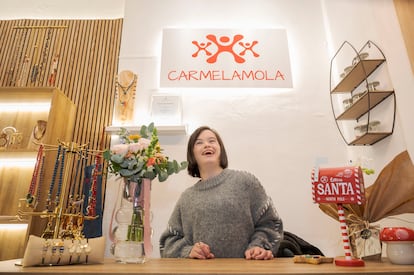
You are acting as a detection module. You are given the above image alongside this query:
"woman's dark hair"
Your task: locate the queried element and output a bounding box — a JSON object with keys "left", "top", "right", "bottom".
{"left": 187, "top": 126, "right": 228, "bottom": 178}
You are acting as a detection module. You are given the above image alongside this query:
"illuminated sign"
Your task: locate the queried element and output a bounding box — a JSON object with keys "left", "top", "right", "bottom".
{"left": 160, "top": 29, "right": 293, "bottom": 88}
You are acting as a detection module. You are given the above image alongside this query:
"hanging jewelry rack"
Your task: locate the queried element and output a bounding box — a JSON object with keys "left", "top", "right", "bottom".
{"left": 8, "top": 25, "right": 67, "bottom": 87}
{"left": 18, "top": 140, "right": 103, "bottom": 240}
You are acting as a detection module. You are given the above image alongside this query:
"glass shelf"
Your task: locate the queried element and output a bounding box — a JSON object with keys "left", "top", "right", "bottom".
{"left": 105, "top": 125, "right": 187, "bottom": 135}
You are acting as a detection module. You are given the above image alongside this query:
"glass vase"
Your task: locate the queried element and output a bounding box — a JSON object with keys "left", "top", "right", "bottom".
{"left": 111, "top": 178, "right": 152, "bottom": 263}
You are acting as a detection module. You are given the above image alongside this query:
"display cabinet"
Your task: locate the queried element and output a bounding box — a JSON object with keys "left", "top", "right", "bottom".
{"left": 329, "top": 41, "right": 396, "bottom": 145}
{"left": 0, "top": 87, "right": 76, "bottom": 260}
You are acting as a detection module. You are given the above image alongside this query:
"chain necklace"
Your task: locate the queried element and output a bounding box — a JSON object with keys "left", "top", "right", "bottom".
{"left": 116, "top": 73, "right": 137, "bottom": 106}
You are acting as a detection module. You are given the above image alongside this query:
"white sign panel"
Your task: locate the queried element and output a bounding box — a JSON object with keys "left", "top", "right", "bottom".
{"left": 160, "top": 28, "right": 293, "bottom": 88}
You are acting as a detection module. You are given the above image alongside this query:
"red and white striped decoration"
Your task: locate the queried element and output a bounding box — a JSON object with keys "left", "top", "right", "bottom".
{"left": 353, "top": 167, "right": 363, "bottom": 205}
{"left": 337, "top": 203, "right": 352, "bottom": 260}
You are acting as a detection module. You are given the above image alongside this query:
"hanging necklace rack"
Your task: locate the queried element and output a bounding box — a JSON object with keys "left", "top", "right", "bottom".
{"left": 18, "top": 140, "right": 104, "bottom": 240}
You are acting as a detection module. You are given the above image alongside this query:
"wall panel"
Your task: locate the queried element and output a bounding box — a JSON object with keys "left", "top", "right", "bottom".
{"left": 394, "top": 0, "right": 414, "bottom": 74}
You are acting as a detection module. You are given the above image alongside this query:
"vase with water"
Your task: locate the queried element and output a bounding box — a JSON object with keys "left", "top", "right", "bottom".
{"left": 110, "top": 178, "right": 152, "bottom": 263}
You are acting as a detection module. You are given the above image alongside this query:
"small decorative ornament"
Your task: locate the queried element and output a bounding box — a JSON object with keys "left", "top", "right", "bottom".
{"left": 380, "top": 227, "right": 414, "bottom": 265}
{"left": 360, "top": 228, "right": 372, "bottom": 239}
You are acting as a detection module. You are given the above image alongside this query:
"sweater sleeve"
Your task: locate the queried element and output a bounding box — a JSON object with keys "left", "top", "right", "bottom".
{"left": 159, "top": 201, "right": 193, "bottom": 258}
{"left": 248, "top": 196, "right": 284, "bottom": 256}
{"left": 246, "top": 174, "right": 284, "bottom": 255}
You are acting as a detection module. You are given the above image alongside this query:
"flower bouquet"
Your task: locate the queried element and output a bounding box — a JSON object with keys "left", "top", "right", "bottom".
{"left": 103, "top": 122, "right": 187, "bottom": 183}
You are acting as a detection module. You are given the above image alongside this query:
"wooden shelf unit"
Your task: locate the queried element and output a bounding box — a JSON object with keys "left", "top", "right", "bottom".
{"left": 0, "top": 87, "right": 76, "bottom": 260}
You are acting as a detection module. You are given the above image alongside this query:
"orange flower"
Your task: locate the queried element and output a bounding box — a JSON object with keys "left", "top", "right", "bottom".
{"left": 146, "top": 157, "right": 156, "bottom": 167}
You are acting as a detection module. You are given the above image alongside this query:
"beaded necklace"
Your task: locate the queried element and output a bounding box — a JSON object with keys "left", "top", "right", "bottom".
{"left": 46, "top": 144, "right": 62, "bottom": 211}
{"left": 9, "top": 27, "right": 24, "bottom": 86}
{"left": 55, "top": 147, "right": 66, "bottom": 207}
{"left": 26, "top": 144, "right": 44, "bottom": 207}
{"left": 38, "top": 28, "right": 51, "bottom": 84}
{"left": 35, "top": 153, "right": 46, "bottom": 207}
{"left": 86, "top": 153, "right": 101, "bottom": 217}
{"left": 68, "top": 150, "right": 82, "bottom": 213}
{"left": 48, "top": 28, "right": 65, "bottom": 86}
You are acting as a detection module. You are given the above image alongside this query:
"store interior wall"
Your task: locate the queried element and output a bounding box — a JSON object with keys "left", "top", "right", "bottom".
{"left": 1, "top": 0, "right": 413, "bottom": 259}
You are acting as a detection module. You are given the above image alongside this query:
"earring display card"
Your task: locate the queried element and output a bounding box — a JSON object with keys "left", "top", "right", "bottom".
{"left": 150, "top": 94, "right": 182, "bottom": 125}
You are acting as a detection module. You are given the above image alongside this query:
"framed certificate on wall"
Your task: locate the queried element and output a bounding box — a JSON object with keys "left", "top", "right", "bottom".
{"left": 150, "top": 94, "right": 182, "bottom": 125}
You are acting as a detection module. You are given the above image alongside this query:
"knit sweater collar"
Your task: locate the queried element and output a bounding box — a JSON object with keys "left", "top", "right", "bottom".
{"left": 193, "top": 168, "right": 231, "bottom": 191}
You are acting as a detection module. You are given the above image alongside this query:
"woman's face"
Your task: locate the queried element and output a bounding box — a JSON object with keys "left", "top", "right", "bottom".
{"left": 193, "top": 129, "right": 221, "bottom": 168}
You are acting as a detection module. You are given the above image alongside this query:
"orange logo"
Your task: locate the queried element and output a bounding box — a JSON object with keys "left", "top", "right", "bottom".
{"left": 192, "top": 34, "right": 259, "bottom": 64}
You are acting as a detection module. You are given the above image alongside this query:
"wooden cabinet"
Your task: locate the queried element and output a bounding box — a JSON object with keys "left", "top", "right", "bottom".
{"left": 0, "top": 87, "right": 76, "bottom": 260}
{"left": 329, "top": 41, "right": 396, "bottom": 145}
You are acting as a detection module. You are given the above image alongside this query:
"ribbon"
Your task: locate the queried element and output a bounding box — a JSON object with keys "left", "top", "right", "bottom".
{"left": 139, "top": 178, "right": 153, "bottom": 256}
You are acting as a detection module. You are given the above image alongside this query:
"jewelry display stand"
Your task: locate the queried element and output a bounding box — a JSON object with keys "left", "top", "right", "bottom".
{"left": 17, "top": 141, "right": 105, "bottom": 267}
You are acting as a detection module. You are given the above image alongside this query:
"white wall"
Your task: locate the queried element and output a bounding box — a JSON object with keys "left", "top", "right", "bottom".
{"left": 0, "top": 0, "right": 124, "bottom": 19}
{"left": 114, "top": 0, "right": 414, "bottom": 259}
{"left": 1, "top": 0, "right": 413, "bottom": 259}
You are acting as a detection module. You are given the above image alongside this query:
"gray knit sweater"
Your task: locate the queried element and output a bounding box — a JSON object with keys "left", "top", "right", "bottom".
{"left": 159, "top": 169, "right": 283, "bottom": 258}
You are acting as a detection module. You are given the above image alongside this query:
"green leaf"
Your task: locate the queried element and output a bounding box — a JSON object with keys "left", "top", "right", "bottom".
{"left": 180, "top": 161, "right": 188, "bottom": 169}
{"left": 158, "top": 170, "right": 168, "bottom": 182}
{"left": 110, "top": 154, "right": 124, "bottom": 164}
{"left": 173, "top": 160, "right": 179, "bottom": 173}
{"left": 148, "top": 122, "right": 155, "bottom": 133}
{"left": 143, "top": 171, "right": 156, "bottom": 180}
{"left": 140, "top": 125, "right": 148, "bottom": 138}
{"left": 103, "top": 150, "right": 112, "bottom": 161}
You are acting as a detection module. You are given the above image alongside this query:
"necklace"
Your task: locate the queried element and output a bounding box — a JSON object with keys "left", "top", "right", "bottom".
{"left": 26, "top": 144, "right": 44, "bottom": 206}
{"left": 33, "top": 120, "right": 47, "bottom": 141}
{"left": 35, "top": 153, "right": 46, "bottom": 207}
{"left": 117, "top": 73, "right": 137, "bottom": 93}
{"left": 86, "top": 153, "right": 101, "bottom": 217}
{"left": 55, "top": 147, "right": 66, "bottom": 207}
{"left": 116, "top": 73, "right": 137, "bottom": 104}
{"left": 46, "top": 145, "right": 62, "bottom": 211}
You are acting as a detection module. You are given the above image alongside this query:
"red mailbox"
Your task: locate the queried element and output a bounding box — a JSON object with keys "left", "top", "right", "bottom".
{"left": 312, "top": 166, "right": 366, "bottom": 267}
{"left": 312, "top": 166, "right": 365, "bottom": 205}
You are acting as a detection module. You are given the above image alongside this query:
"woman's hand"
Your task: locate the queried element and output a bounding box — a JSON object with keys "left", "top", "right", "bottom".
{"left": 189, "top": 241, "right": 215, "bottom": 259}
{"left": 245, "top": 246, "right": 274, "bottom": 260}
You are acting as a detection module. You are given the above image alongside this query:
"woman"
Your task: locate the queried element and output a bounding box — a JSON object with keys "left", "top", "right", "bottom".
{"left": 159, "top": 126, "right": 283, "bottom": 259}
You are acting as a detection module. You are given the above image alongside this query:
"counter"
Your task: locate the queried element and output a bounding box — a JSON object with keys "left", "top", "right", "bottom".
{"left": 0, "top": 258, "right": 413, "bottom": 275}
